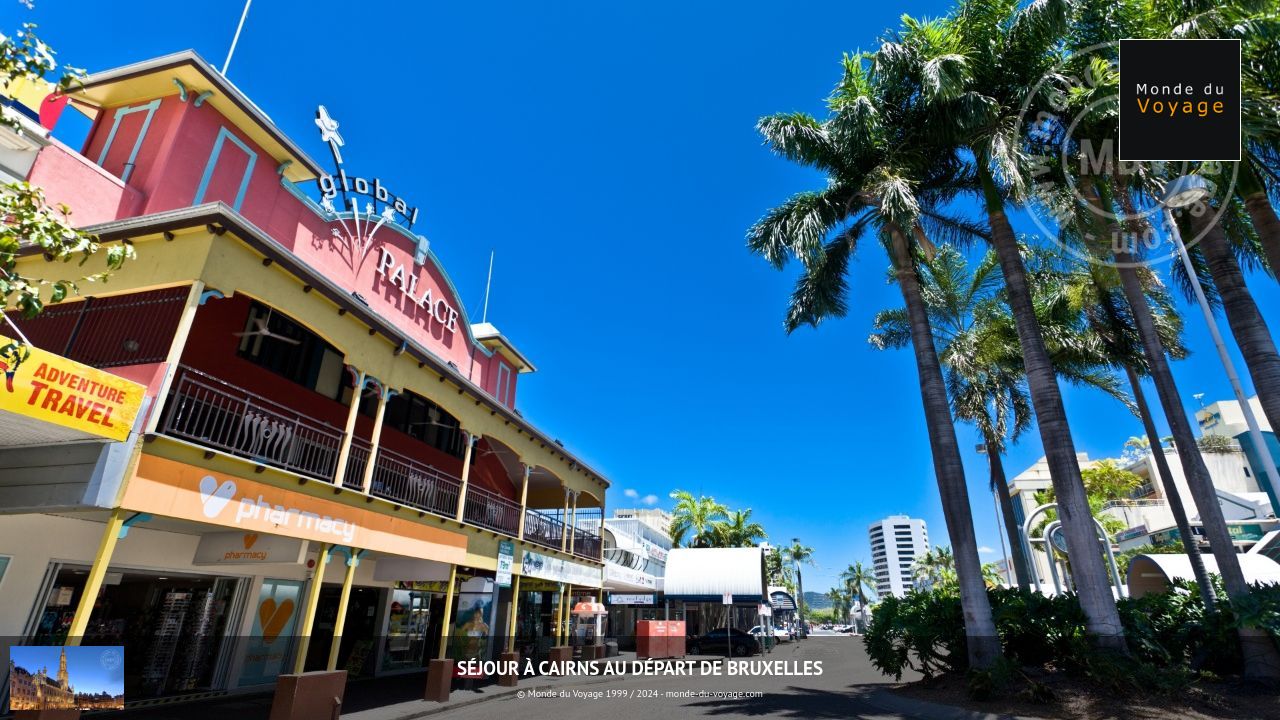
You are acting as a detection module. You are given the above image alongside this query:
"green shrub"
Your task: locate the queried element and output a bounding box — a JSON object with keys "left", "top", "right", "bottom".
{"left": 863, "top": 590, "right": 965, "bottom": 680}
{"left": 863, "top": 580, "right": 1280, "bottom": 684}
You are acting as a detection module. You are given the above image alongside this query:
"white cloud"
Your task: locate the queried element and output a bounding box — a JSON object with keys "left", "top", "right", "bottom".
{"left": 641, "top": 494, "right": 659, "bottom": 506}
{"left": 623, "top": 488, "right": 639, "bottom": 499}
{"left": 978, "top": 546, "right": 995, "bottom": 554}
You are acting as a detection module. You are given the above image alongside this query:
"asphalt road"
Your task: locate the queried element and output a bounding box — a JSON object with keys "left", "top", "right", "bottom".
{"left": 438, "top": 636, "right": 923, "bottom": 720}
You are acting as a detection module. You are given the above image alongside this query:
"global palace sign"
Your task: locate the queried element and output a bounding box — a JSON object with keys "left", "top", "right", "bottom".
{"left": 311, "top": 106, "right": 461, "bottom": 336}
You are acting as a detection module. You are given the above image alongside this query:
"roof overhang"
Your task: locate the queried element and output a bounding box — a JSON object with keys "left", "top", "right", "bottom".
{"left": 471, "top": 322, "right": 536, "bottom": 373}
{"left": 664, "top": 547, "right": 766, "bottom": 602}
{"left": 70, "top": 51, "right": 322, "bottom": 183}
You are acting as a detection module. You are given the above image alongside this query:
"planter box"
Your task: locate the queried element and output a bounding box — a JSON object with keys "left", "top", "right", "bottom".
{"left": 425, "top": 658, "right": 453, "bottom": 702}
{"left": 269, "top": 670, "right": 347, "bottom": 720}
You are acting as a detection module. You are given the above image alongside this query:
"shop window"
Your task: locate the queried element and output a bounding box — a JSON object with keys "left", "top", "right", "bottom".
{"left": 0, "top": 555, "right": 9, "bottom": 587}
{"left": 238, "top": 302, "right": 344, "bottom": 396}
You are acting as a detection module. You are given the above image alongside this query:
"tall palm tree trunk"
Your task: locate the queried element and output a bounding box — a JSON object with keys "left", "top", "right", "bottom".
{"left": 1184, "top": 212, "right": 1280, "bottom": 678}
{"left": 985, "top": 436, "right": 1032, "bottom": 589}
{"left": 978, "top": 172, "right": 1126, "bottom": 651}
{"left": 1121, "top": 364, "right": 1217, "bottom": 612}
{"left": 888, "top": 224, "right": 998, "bottom": 668}
{"left": 1192, "top": 211, "right": 1280, "bottom": 445}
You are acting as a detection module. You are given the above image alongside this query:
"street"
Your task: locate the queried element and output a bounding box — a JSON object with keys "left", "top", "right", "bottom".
{"left": 424, "top": 636, "right": 926, "bottom": 720}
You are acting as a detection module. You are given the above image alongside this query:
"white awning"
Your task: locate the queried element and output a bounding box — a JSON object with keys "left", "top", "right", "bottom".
{"left": 663, "top": 547, "right": 766, "bottom": 602}
{"left": 1128, "top": 553, "right": 1280, "bottom": 598}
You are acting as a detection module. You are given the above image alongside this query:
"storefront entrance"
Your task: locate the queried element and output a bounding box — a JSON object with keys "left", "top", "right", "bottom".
{"left": 382, "top": 588, "right": 443, "bottom": 672}
{"left": 31, "top": 565, "right": 241, "bottom": 699}
{"left": 303, "top": 585, "right": 381, "bottom": 676}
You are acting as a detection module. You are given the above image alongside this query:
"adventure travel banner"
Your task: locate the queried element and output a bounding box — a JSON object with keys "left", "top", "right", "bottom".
{"left": 0, "top": 334, "right": 143, "bottom": 442}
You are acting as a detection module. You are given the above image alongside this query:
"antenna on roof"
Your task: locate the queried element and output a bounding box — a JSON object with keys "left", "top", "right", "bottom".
{"left": 481, "top": 250, "right": 495, "bottom": 323}
{"left": 221, "top": 0, "right": 254, "bottom": 76}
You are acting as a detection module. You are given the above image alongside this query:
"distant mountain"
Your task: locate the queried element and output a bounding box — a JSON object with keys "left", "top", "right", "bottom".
{"left": 803, "top": 591, "right": 833, "bottom": 610}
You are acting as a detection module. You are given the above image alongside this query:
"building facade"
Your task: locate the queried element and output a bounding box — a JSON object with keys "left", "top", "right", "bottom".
{"left": 1, "top": 52, "right": 609, "bottom": 704}
{"left": 868, "top": 515, "right": 928, "bottom": 598}
{"left": 1196, "top": 395, "right": 1279, "bottom": 515}
{"left": 600, "top": 510, "right": 671, "bottom": 646}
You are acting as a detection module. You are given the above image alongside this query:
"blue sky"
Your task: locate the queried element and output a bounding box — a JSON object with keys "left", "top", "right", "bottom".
{"left": 10, "top": 645, "right": 123, "bottom": 695}
{"left": 12, "top": 1, "right": 1280, "bottom": 594}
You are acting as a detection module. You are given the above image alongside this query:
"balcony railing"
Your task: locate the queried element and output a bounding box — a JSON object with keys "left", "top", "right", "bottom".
{"left": 464, "top": 485, "right": 521, "bottom": 536}
{"left": 162, "top": 367, "right": 344, "bottom": 480}
{"left": 523, "top": 509, "right": 568, "bottom": 551}
{"left": 162, "top": 366, "right": 599, "bottom": 553}
{"left": 572, "top": 527, "right": 602, "bottom": 560}
{"left": 348, "top": 438, "right": 462, "bottom": 519}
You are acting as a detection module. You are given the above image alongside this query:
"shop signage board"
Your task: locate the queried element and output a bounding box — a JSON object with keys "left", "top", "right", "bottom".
{"left": 0, "top": 334, "right": 143, "bottom": 442}
{"left": 125, "top": 455, "right": 469, "bottom": 562}
{"left": 604, "top": 562, "right": 657, "bottom": 589}
{"left": 609, "top": 594, "right": 654, "bottom": 605}
{"left": 496, "top": 540, "right": 514, "bottom": 588}
{"left": 192, "top": 531, "right": 306, "bottom": 565}
{"left": 520, "top": 549, "right": 601, "bottom": 587}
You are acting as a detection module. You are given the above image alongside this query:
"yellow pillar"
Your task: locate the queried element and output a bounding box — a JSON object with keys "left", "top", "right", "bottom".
{"left": 145, "top": 281, "right": 205, "bottom": 434}
{"left": 455, "top": 433, "right": 478, "bottom": 520}
{"left": 568, "top": 491, "right": 579, "bottom": 554}
{"left": 326, "top": 548, "right": 361, "bottom": 671}
{"left": 560, "top": 488, "right": 570, "bottom": 552}
{"left": 516, "top": 465, "right": 531, "bottom": 540}
{"left": 293, "top": 543, "right": 332, "bottom": 674}
{"left": 437, "top": 565, "right": 458, "bottom": 659}
{"left": 360, "top": 388, "right": 392, "bottom": 493}
{"left": 332, "top": 370, "right": 367, "bottom": 487}
{"left": 506, "top": 574, "right": 522, "bottom": 652}
{"left": 556, "top": 584, "right": 566, "bottom": 644}
{"left": 66, "top": 509, "right": 127, "bottom": 645}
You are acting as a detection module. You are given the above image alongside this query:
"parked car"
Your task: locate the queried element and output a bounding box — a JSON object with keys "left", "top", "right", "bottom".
{"left": 749, "top": 624, "right": 791, "bottom": 643}
{"left": 687, "top": 627, "right": 760, "bottom": 656}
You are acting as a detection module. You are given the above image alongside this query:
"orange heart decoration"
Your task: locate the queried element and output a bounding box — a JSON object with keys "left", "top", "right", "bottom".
{"left": 243, "top": 533, "right": 260, "bottom": 549}
{"left": 258, "top": 597, "right": 295, "bottom": 644}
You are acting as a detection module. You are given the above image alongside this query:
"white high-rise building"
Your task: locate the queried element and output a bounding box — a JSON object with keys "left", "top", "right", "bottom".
{"left": 869, "top": 515, "right": 929, "bottom": 598}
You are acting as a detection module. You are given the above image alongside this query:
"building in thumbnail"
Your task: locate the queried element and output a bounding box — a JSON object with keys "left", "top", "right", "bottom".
{"left": 8, "top": 648, "right": 75, "bottom": 710}
{"left": 869, "top": 515, "right": 929, "bottom": 598}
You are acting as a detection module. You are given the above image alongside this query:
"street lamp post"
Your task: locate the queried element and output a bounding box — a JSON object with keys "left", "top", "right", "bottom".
{"left": 1162, "top": 175, "right": 1280, "bottom": 509}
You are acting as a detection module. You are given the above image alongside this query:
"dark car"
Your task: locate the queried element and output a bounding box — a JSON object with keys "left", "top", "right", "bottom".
{"left": 687, "top": 627, "right": 760, "bottom": 656}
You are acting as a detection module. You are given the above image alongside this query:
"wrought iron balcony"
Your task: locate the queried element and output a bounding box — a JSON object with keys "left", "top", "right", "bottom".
{"left": 571, "top": 527, "right": 602, "bottom": 560}
{"left": 523, "top": 509, "right": 568, "bottom": 551}
{"left": 464, "top": 485, "right": 522, "bottom": 536}
{"left": 346, "top": 438, "right": 462, "bottom": 519}
{"left": 162, "top": 366, "right": 344, "bottom": 480}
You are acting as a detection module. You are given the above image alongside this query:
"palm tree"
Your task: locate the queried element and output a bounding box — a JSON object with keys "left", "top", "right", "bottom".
{"left": 668, "top": 491, "right": 727, "bottom": 548}
{"left": 711, "top": 509, "right": 767, "bottom": 548}
{"left": 783, "top": 540, "right": 814, "bottom": 637}
{"left": 871, "top": 245, "right": 1131, "bottom": 590}
{"left": 911, "top": 546, "right": 958, "bottom": 591}
{"left": 879, "top": 0, "right": 1128, "bottom": 652}
{"left": 1043, "top": 0, "right": 1277, "bottom": 673}
{"left": 839, "top": 562, "right": 876, "bottom": 631}
{"left": 750, "top": 50, "right": 1000, "bottom": 667}
{"left": 826, "top": 587, "right": 850, "bottom": 625}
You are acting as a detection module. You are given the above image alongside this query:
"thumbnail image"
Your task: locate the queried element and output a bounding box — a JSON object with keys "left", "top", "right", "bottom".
{"left": 9, "top": 646, "right": 125, "bottom": 711}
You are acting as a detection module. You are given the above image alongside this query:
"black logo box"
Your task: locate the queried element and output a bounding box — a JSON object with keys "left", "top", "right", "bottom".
{"left": 1118, "top": 38, "right": 1241, "bottom": 162}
